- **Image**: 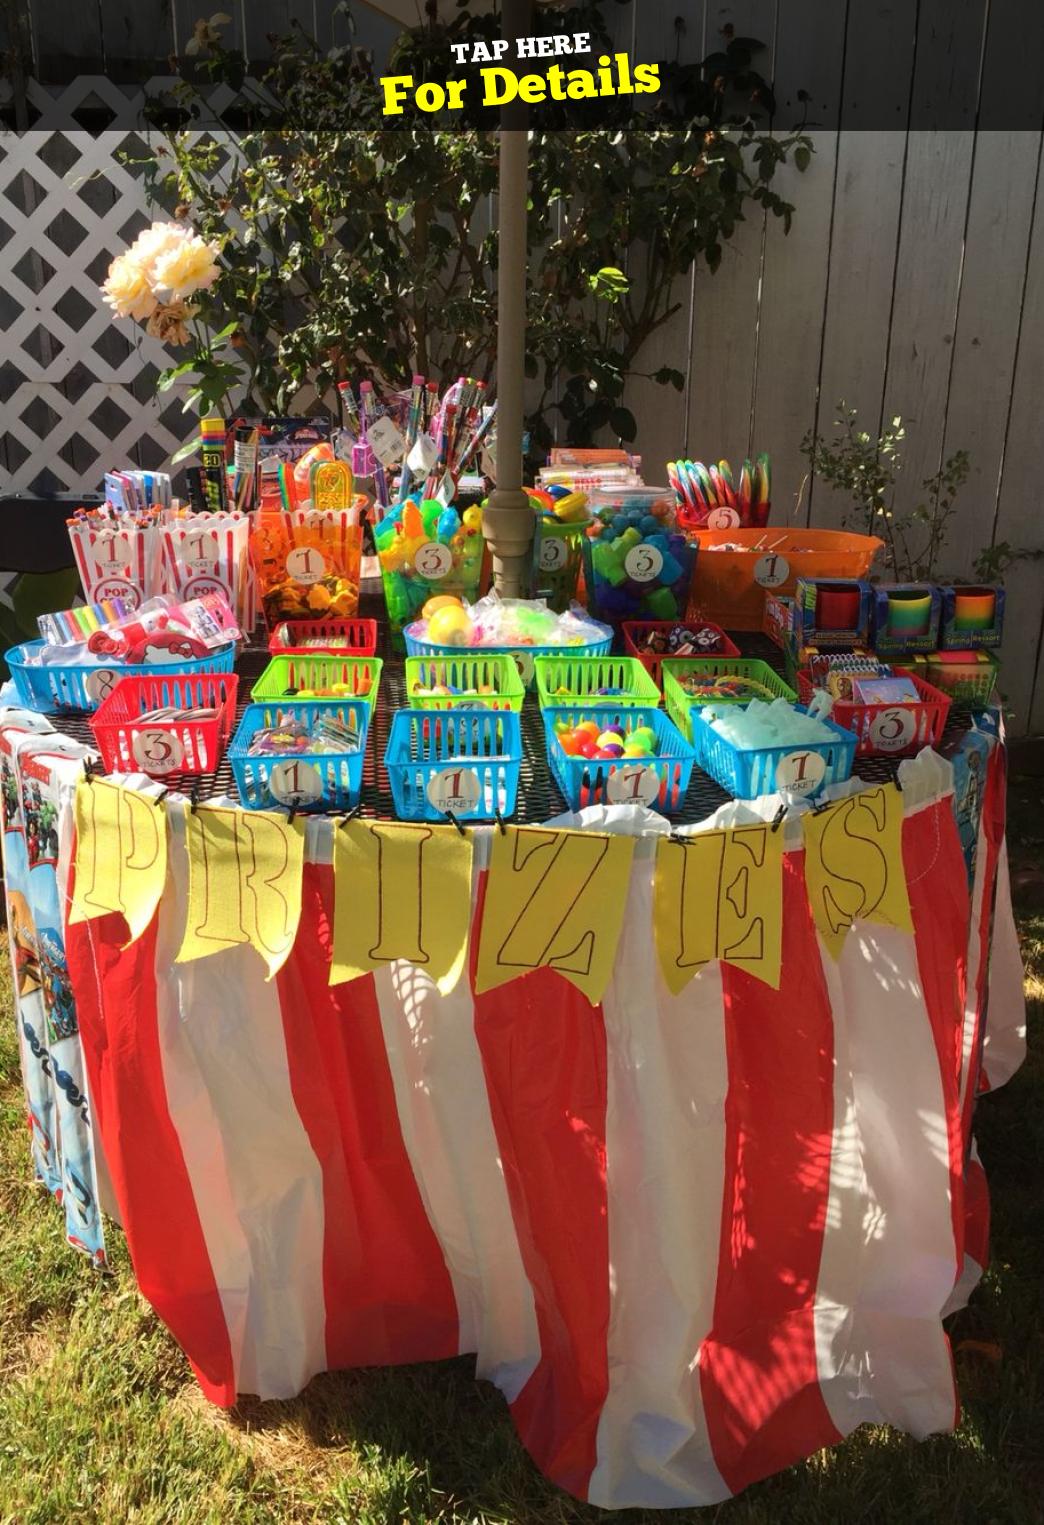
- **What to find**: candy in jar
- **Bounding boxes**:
[582,489,696,626]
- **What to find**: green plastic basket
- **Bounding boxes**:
[533,654,662,709]
[404,654,526,712]
[663,657,797,741]
[923,651,999,713]
[251,653,383,710]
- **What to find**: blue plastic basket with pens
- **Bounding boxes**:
[6,640,236,714]
[229,698,369,813]
[384,708,522,822]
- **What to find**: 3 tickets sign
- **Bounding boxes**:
[70,782,914,1002]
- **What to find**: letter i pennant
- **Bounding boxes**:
[474,825,635,1005]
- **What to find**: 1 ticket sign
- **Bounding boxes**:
[754,552,791,589]
[268,759,325,807]
[426,766,482,815]
[606,762,661,807]
[775,749,827,797]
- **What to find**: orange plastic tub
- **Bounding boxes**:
[687,528,884,631]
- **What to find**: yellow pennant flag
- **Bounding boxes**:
[177,805,304,979]
[70,778,167,945]
[331,819,473,994]
[802,784,913,959]
[475,825,635,1006]
[654,822,783,994]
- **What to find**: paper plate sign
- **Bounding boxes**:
[624,544,664,583]
[285,547,326,585]
[775,749,827,796]
[539,537,569,572]
[754,552,791,588]
[511,651,536,684]
[181,529,220,572]
[414,542,453,580]
[869,706,917,753]
[131,728,185,775]
[427,766,481,814]
[84,668,121,703]
[606,762,661,807]
[268,759,324,807]
[93,531,132,574]
[707,506,741,529]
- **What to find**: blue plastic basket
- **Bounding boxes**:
[543,704,695,815]
[229,698,369,812]
[689,704,857,800]
[402,635,612,687]
[384,709,522,822]
[6,640,236,714]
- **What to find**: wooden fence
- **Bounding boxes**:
[2,0,1043,730]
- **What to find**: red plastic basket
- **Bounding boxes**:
[268,618,378,656]
[796,667,951,758]
[622,620,740,686]
[90,671,239,780]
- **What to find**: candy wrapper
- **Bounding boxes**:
[249,506,367,628]
[67,510,168,610]
[160,513,254,631]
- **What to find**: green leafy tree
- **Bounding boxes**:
[133,4,811,460]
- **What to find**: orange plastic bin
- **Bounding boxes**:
[687,528,884,631]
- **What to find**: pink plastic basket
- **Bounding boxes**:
[90,671,239,780]
[796,668,951,758]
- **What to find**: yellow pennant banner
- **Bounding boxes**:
[654,822,783,993]
[802,784,913,959]
[177,805,305,979]
[475,825,635,1006]
[70,778,167,945]
[331,819,473,994]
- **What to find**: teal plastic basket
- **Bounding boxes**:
[6,640,236,714]
[689,705,856,800]
[384,709,522,822]
[543,704,695,815]
[229,698,369,812]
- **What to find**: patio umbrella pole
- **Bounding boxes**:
[483,0,534,598]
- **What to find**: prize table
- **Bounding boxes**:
[50,583,971,821]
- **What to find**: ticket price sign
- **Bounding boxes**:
[511,651,536,685]
[754,553,791,589]
[606,762,661,807]
[285,547,326,585]
[426,767,481,815]
[268,759,325,808]
[414,542,453,580]
[624,544,664,583]
[706,506,741,530]
[539,537,569,573]
[131,728,185,776]
[775,749,827,797]
[869,706,917,753]
[84,668,121,705]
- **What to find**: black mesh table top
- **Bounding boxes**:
[45,584,969,826]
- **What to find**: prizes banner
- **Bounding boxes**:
[654,822,784,993]
[177,805,305,978]
[475,824,635,1005]
[802,784,913,958]
[331,819,473,994]
[70,778,167,944]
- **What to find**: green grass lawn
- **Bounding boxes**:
[0,780,1041,1525]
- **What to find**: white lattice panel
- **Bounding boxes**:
[0,76,253,495]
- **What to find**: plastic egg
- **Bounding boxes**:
[600,743,624,758]
[422,594,464,619]
[577,720,602,738]
[462,505,484,531]
[630,726,658,750]
[426,604,473,647]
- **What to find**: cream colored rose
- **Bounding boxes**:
[128,220,188,272]
[151,234,221,301]
[100,251,157,321]
[145,300,196,347]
